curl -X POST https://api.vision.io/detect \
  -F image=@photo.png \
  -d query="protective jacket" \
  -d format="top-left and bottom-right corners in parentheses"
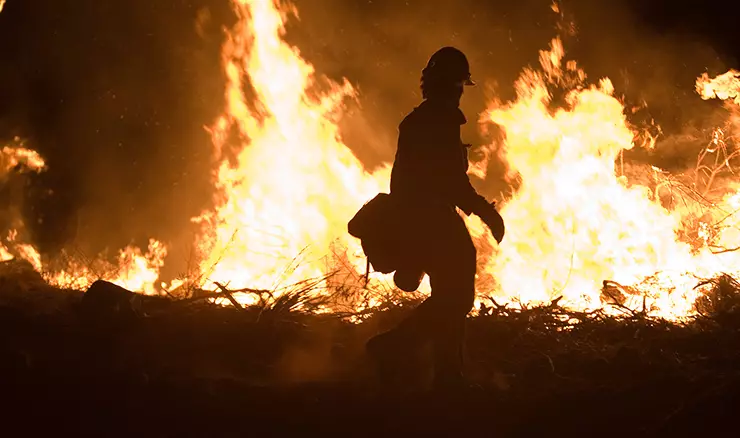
top-left (391, 100), bottom-right (491, 218)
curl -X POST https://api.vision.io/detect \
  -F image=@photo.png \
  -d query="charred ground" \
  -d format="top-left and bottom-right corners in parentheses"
top-left (1, 262), bottom-right (739, 436)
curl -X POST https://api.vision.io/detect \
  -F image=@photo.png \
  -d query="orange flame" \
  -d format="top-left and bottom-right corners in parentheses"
top-left (3, 0), bottom-right (740, 321)
top-left (478, 41), bottom-right (740, 319)
top-left (0, 141), bottom-right (168, 294)
top-left (0, 142), bottom-right (46, 266)
top-left (0, 146), bottom-right (46, 173)
top-left (696, 70), bottom-right (740, 105)
top-left (192, 0), bottom-right (389, 306)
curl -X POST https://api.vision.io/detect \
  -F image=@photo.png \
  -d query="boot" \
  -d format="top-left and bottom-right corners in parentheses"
top-left (366, 329), bottom-right (422, 387)
top-left (432, 338), bottom-right (472, 392)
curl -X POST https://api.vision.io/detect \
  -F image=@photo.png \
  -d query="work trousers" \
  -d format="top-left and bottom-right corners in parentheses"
top-left (389, 202), bottom-right (477, 377)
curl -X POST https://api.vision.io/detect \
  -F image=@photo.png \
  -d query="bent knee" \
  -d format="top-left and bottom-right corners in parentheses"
top-left (450, 293), bottom-right (476, 317)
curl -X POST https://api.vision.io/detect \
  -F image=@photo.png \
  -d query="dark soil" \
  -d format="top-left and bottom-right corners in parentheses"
top-left (1, 265), bottom-right (739, 437)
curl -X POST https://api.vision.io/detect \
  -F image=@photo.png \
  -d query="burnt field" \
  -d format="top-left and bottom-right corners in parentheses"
top-left (1, 262), bottom-right (739, 437)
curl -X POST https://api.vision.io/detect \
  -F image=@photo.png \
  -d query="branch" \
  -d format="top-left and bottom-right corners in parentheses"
top-left (213, 282), bottom-right (245, 311)
top-left (710, 245), bottom-right (740, 255)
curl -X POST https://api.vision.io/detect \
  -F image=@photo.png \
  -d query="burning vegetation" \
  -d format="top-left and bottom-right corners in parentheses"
top-left (3, 0), bottom-right (740, 434)
top-left (1, 0), bottom-right (740, 322)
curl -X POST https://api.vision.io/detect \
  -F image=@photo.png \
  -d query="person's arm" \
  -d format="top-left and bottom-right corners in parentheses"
top-left (423, 122), bottom-right (506, 243)
top-left (423, 121), bottom-right (489, 215)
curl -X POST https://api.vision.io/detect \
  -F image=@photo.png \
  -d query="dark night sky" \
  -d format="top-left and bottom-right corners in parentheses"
top-left (0, 0), bottom-right (738, 268)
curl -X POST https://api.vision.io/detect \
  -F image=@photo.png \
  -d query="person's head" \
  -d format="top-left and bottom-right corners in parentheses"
top-left (420, 47), bottom-right (475, 104)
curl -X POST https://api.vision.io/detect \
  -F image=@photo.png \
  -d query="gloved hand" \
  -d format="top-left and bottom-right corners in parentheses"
top-left (476, 201), bottom-right (505, 244)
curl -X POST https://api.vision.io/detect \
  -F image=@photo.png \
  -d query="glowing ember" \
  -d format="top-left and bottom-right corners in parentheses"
top-left (0, 145), bottom-right (46, 173)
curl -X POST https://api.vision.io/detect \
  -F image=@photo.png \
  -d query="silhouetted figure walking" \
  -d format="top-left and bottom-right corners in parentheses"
top-left (364, 47), bottom-right (505, 390)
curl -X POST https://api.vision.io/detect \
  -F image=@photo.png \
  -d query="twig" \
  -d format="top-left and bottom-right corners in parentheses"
top-left (709, 245), bottom-right (740, 255)
top-left (213, 282), bottom-right (245, 311)
top-left (602, 280), bottom-right (639, 317)
top-left (175, 286), bottom-right (269, 304)
top-left (539, 351), bottom-right (556, 373)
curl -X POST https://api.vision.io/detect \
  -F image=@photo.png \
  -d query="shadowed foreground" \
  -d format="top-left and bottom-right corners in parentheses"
top-left (1, 262), bottom-right (738, 436)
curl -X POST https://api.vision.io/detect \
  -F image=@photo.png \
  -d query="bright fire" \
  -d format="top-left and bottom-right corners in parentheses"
top-left (697, 70), bottom-right (740, 105)
top-left (3, 0), bottom-right (740, 320)
top-left (190, 0), bottom-right (390, 308)
top-left (0, 140), bottom-right (169, 295)
top-left (476, 39), bottom-right (740, 318)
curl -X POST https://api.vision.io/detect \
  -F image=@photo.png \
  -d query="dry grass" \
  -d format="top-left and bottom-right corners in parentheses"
top-left (2, 259), bottom-right (740, 435)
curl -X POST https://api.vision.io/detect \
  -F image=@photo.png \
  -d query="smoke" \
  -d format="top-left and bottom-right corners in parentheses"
top-left (283, 0), bottom-right (559, 161)
top-left (0, 1), bottom-right (232, 275)
top-left (281, 0), bottom-right (738, 195)
top-left (0, 0), bottom-right (738, 281)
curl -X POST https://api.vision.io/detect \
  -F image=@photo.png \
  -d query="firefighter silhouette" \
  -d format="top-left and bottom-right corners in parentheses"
top-left (360, 47), bottom-right (505, 389)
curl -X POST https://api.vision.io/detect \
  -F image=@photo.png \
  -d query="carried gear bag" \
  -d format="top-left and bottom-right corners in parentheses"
top-left (348, 193), bottom-right (404, 274)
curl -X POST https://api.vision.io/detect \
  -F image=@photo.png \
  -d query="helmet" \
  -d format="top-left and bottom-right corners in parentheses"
top-left (422, 47), bottom-right (475, 86)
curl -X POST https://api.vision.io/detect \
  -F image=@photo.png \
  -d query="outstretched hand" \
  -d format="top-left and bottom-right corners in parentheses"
top-left (477, 201), bottom-right (505, 244)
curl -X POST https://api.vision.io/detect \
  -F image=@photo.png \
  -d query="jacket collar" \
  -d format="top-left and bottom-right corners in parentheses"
top-left (417, 99), bottom-right (467, 125)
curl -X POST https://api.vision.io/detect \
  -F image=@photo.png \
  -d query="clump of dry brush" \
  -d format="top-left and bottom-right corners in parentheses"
top-left (3, 255), bottom-right (740, 397)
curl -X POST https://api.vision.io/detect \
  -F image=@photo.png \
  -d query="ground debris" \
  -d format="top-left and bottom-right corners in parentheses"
top-left (1, 273), bottom-right (740, 435)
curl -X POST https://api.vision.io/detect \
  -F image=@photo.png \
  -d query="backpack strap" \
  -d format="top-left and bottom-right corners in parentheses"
top-left (364, 257), bottom-right (370, 286)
